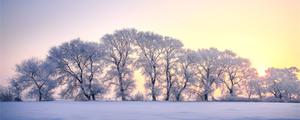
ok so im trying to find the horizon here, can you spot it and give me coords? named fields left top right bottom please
left=1, top=0, right=300, bottom=87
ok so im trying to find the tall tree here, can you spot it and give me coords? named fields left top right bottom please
left=194, top=48, right=224, bottom=101
left=47, top=39, right=106, bottom=100
left=135, top=31, right=164, bottom=101
left=161, top=37, right=183, bottom=101
left=101, top=29, right=136, bottom=101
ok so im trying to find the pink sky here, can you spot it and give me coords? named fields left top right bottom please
left=1, top=0, right=299, bottom=86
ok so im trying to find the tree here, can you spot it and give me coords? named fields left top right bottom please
left=172, top=49, right=197, bottom=101
left=161, top=37, right=183, bottom=101
left=47, top=39, right=106, bottom=101
left=135, top=31, right=164, bottom=101
left=220, top=50, right=256, bottom=97
left=9, top=77, right=27, bottom=101
left=101, top=29, right=136, bottom=101
left=15, top=58, right=57, bottom=101
left=264, top=67, right=300, bottom=101
left=193, top=48, right=224, bottom=101
left=0, top=86, right=14, bottom=101
left=244, top=79, right=266, bottom=100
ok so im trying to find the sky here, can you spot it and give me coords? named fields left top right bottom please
left=1, top=0, right=300, bottom=87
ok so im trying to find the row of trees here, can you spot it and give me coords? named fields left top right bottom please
left=1, top=28, right=300, bottom=102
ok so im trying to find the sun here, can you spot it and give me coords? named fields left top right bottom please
left=257, top=67, right=267, bottom=77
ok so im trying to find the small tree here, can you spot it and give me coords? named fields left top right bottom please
left=9, top=78, right=27, bottom=101
left=0, top=86, right=14, bottom=101
left=15, top=58, right=57, bottom=101
left=245, top=79, right=266, bottom=100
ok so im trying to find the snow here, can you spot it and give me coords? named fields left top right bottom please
left=1, top=101, right=300, bottom=120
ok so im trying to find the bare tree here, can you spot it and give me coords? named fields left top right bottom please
left=101, top=29, right=136, bottom=101
left=47, top=39, right=106, bottom=101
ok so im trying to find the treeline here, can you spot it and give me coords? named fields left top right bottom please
left=1, top=28, right=300, bottom=102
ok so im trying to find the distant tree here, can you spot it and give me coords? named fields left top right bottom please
left=172, top=49, right=197, bottom=101
left=9, top=77, right=26, bottom=101
left=244, top=79, right=266, bottom=100
left=0, top=86, right=14, bottom=101
left=161, top=37, right=183, bottom=101
left=135, top=31, right=164, bottom=101
left=15, top=58, right=57, bottom=101
left=220, top=50, right=256, bottom=97
left=101, top=29, right=136, bottom=101
left=48, top=39, right=106, bottom=101
left=264, top=67, right=300, bottom=101
left=131, top=92, right=145, bottom=101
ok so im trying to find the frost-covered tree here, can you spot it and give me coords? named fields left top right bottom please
left=0, top=86, right=15, bottom=101
left=161, top=37, right=183, bottom=101
left=47, top=39, right=106, bottom=101
left=15, top=58, right=57, bottom=101
left=131, top=92, right=145, bottom=101
left=244, top=79, right=266, bottom=100
left=8, top=77, right=27, bottom=101
left=193, top=48, right=224, bottom=101
left=264, top=67, right=300, bottom=101
left=220, top=50, right=256, bottom=97
left=135, top=31, right=164, bottom=101
left=172, top=49, right=197, bottom=101
left=101, top=29, right=136, bottom=101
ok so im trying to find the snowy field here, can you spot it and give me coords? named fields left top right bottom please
left=1, top=101, right=300, bottom=120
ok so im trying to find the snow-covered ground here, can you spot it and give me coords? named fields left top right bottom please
left=1, top=101, right=299, bottom=120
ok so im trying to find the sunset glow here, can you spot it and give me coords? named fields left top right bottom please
left=257, top=67, right=267, bottom=77
left=1, top=0, right=300, bottom=86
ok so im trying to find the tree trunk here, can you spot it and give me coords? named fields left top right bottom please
left=91, top=94, right=96, bottom=101
left=165, top=86, right=170, bottom=101
left=175, top=94, right=180, bottom=101
left=229, top=89, right=234, bottom=96
left=151, top=80, right=156, bottom=101
left=279, top=93, right=282, bottom=100
left=204, top=93, right=209, bottom=101
left=176, top=75, right=188, bottom=102
left=80, top=84, right=91, bottom=100
left=38, top=91, right=42, bottom=101
left=118, top=70, right=126, bottom=101
left=165, top=67, right=170, bottom=101
left=120, top=88, right=126, bottom=101
left=38, top=88, right=42, bottom=101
